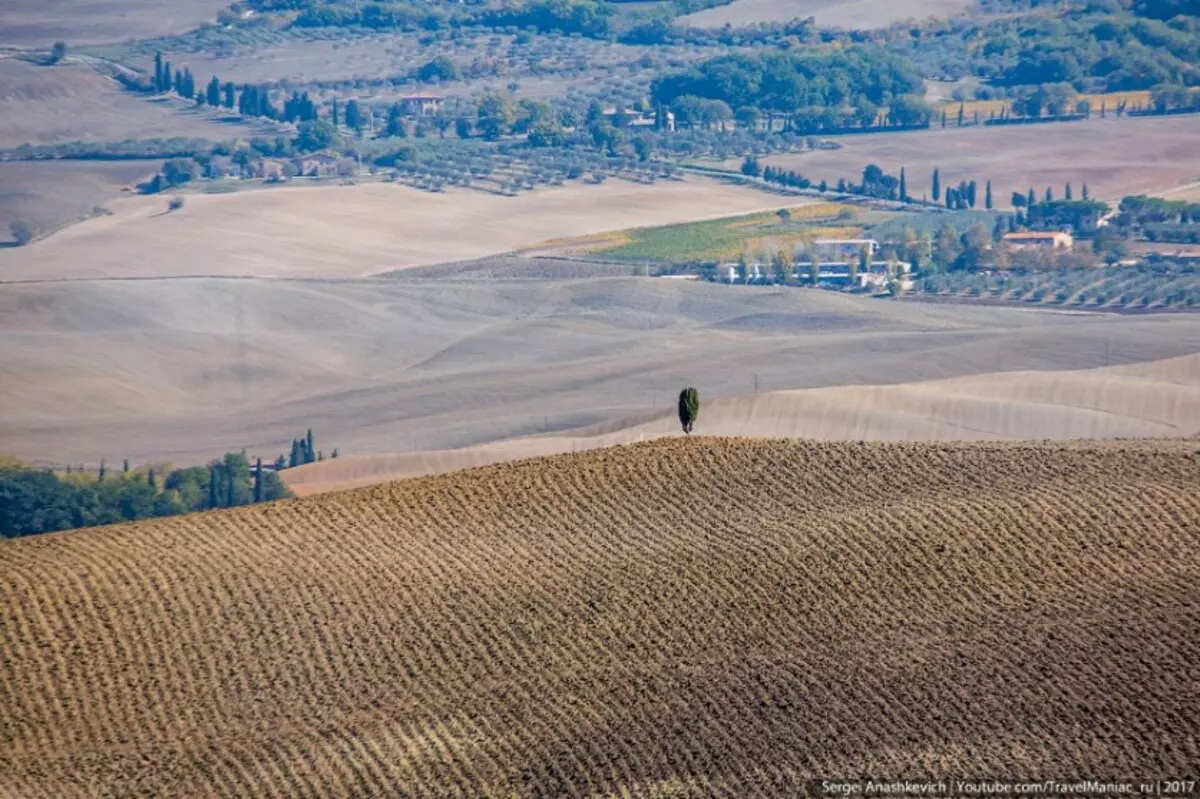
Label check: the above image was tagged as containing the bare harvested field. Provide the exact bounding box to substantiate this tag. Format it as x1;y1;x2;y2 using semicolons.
4;437;1199;796
0;58;266;149
746;115;1200;208
682;0;973;29
0;178;801;280
0;159;160;241
3;274;1200;468
284;352;1200;495
0;58;280;149
1;0;231;47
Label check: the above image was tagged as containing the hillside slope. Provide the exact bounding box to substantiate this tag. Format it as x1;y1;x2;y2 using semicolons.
284;353;1200;496
3;439;1199;796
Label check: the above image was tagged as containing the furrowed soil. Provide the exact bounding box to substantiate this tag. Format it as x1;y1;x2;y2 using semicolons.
3;438;1199;796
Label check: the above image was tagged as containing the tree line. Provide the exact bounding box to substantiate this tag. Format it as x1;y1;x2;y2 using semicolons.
0;430;336;538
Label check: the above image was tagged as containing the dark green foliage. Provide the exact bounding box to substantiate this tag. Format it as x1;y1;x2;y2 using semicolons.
0;450;298;537
294;120;337;153
678;387;699;435
418;56;461;83
932;168;941;203
10;219;33;246
651;49;926;134
306;429;315;464
50;41;67;63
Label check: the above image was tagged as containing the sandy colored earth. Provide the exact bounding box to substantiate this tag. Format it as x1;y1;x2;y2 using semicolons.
3;272;1200;469
682;0;973;29
0;58;272;149
283;353;1200;495
1;0;231;47
0;159;160;241
4;438;1199;795
749;115;1200;209
0;178;804;280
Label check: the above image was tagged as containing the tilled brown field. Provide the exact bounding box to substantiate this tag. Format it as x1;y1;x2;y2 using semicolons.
2;438;1200;797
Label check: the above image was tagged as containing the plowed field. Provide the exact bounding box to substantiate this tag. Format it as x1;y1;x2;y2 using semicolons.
3;438;1199;796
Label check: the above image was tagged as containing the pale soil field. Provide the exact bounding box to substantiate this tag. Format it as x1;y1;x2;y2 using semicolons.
4;438;1199;795
1;0;231;48
0;178;803;280
0;58;271;149
739;114;1200;209
2;274;1199;468
285;353;1200;495
0;159;160;241
682;0;974;28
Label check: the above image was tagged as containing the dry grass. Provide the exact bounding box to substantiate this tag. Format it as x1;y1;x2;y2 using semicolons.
749;115;1200;209
933;90;1155;119
4;275;1200;468
1;0;231;47
0;178;797;280
0;159;160;241
682;0;973;29
0;58;268;149
3;437;1199;796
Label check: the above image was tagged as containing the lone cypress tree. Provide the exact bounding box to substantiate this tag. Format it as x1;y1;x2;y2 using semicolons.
678;387;699;435
123;458;130;473
1082;184;1089;201
1065;182;1073;201
98;459;106;483
932;168;941;202
254;458;263;503
985;179;993;210
899;167;907;201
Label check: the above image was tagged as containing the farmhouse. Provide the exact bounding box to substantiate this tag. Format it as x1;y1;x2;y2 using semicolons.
813;238;880;260
399;93;445;117
1002;231;1074;250
293;153;340;178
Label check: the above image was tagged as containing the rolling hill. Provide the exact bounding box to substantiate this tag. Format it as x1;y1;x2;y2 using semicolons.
3;437;1199;796
283;353;1200;496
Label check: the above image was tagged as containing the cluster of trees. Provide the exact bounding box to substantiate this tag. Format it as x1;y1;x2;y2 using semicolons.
882;0;1197;95
286;429;336;468
651;49;929;134
0;452;292;538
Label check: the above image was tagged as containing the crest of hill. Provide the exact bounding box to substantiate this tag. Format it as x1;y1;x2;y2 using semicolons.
283;353;1200;496
3;438;1199;796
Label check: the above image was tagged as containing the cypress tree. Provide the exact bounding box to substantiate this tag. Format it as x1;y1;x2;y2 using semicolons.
932;168;941;202
1045;186;1053;203
254;458;263;503
222;82;235;109
225;466;235;508
154;51;164;91
332;98;339;128
1065;183;1073;201
677;387;699;435
306;429;315;464
1082;184;1089;201
985;179;993;210
207;76;221;107
957;103;964;126
123;458;129;473
899;167;907;201
289;439;300;468
1027;188;1036;208
274;454;286;472
148;468;157;490
98;459;106;482
208;466;218;508
967;180;977;209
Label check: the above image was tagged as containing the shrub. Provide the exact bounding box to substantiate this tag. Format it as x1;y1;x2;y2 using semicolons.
10;219;33;246
168;197;185;212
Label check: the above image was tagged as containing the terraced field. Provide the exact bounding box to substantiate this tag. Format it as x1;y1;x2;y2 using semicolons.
3;438;1199;796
